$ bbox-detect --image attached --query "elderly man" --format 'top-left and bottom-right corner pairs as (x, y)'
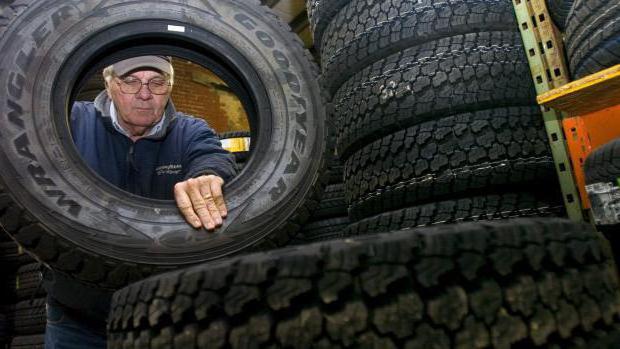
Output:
(44, 56), (236, 348)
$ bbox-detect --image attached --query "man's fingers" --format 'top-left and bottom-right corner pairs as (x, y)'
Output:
(174, 175), (227, 231)
(174, 182), (201, 228)
(209, 177), (227, 218)
(187, 178), (216, 230)
(199, 176), (222, 226)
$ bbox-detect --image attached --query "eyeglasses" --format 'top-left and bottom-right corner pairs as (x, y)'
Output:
(115, 77), (170, 95)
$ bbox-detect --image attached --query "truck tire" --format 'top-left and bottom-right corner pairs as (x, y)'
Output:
(584, 138), (620, 185)
(546, 0), (574, 31)
(318, 0), (519, 96)
(565, 0), (620, 78)
(294, 216), (351, 245)
(344, 107), (556, 219)
(11, 299), (45, 336)
(9, 335), (44, 349)
(15, 263), (44, 300)
(0, 0), (326, 289)
(0, 241), (33, 268)
(305, 0), (350, 48)
(346, 192), (565, 236)
(108, 218), (620, 348)
(311, 183), (347, 219)
(333, 32), (535, 159)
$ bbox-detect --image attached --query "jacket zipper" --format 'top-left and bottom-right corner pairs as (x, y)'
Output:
(127, 143), (136, 170)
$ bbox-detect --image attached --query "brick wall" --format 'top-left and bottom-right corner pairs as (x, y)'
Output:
(171, 59), (249, 133)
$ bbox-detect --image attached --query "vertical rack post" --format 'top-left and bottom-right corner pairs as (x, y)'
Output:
(512, 0), (585, 221)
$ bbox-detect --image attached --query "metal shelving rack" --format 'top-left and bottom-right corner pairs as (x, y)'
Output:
(513, 0), (620, 223)
(512, 0), (585, 221)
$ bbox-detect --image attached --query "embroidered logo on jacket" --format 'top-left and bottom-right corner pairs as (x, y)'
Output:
(156, 164), (182, 175)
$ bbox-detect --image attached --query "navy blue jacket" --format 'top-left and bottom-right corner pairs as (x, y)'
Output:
(44, 92), (236, 326)
(71, 92), (236, 199)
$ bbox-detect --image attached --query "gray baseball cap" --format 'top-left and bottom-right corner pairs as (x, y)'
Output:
(112, 56), (172, 76)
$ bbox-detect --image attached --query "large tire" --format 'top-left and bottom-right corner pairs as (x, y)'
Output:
(0, 241), (33, 268)
(0, 0), (326, 288)
(584, 138), (620, 185)
(333, 32), (535, 159)
(294, 216), (350, 244)
(305, 0), (350, 48)
(9, 335), (44, 349)
(15, 263), (44, 300)
(319, 0), (519, 96)
(344, 107), (556, 219)
(346, 192), (565, 236)
(565, 0), (620, 79)
(10, 299), (45, 336)
(546, 0), (574, 31)
(312, 183), (346, 219)
(108, 218), (620, 348)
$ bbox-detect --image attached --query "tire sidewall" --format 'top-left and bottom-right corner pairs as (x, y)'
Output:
(0, 0), (325, 264)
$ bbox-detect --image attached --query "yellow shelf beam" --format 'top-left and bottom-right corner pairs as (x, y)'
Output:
(538, 64), (620, 115)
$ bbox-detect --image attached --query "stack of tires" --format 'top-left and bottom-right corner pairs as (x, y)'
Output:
(294, 180), (349, 243)
(294, 131), (350, 244)
(0, 233), (46, 349)
(219, 130), (351, 245)
(307, 0), (566, 237)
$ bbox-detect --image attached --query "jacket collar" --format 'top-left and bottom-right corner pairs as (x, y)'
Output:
(93, 90), (177, 140)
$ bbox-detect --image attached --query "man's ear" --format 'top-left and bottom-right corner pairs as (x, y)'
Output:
(104, 80), (112, 98)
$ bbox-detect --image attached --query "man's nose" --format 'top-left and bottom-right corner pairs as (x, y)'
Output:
(136, 83), (152, 99)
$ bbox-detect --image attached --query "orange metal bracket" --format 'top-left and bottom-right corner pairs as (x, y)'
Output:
(539, 65), (620, 210)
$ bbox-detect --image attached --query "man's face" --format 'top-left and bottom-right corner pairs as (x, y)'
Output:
(107, 69), (170, 135)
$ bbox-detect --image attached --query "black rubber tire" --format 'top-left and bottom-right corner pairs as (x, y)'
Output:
(546, 0), (574, 31)
(9, 335), (44, 349)
(0, 241), (34, 268)
(0, 240), (18, 257)
(218, 131), (251, 140)
(108, 218), (620, 348)
(346, 192), (566, 237)
(325, 119), (345, 185)
(10, 299), (45, 336)
(312, 183), (346, 219)
(218, 131), (251, 170)
(327, 162), (344, 184)
(334, 32), (536, 159)
(319, 0), (519, 96)
(293, 216), (350, 245)
(305, 0), (350, 48)
(344, 107), (556, 220)
(584, 138), (620, 185)
(565, 0), (620, 79)
(0, 0), (326, 289)
(15, 263), (44, 300)
(0, 0), (24, 24)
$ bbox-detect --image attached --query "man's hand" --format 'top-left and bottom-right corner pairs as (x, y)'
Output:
(174, 175), (227, 230)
